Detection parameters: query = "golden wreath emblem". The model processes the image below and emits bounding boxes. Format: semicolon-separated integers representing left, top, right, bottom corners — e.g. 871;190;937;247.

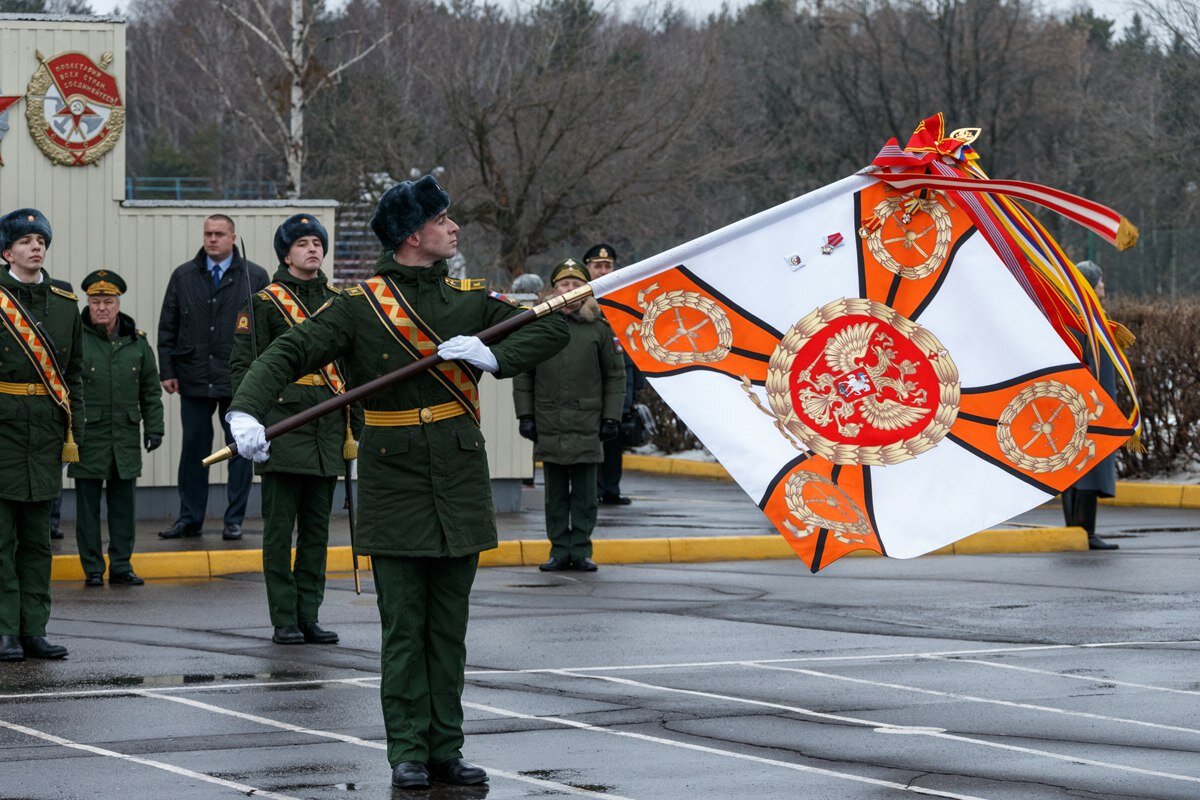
861;191;954;280
995;380;1104;474
25;50;125;167
782;471;873;544
744;297;960;466
624;282;733;365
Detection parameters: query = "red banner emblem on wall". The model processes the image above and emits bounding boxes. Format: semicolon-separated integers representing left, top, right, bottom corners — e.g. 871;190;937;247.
25;50;125;166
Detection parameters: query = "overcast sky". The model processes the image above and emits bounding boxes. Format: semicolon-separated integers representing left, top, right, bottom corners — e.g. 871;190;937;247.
86;0;1142;31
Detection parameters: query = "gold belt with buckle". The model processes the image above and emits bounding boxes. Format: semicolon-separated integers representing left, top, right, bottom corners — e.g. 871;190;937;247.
364;401;466;427
0;380;48;396
293;373;326;386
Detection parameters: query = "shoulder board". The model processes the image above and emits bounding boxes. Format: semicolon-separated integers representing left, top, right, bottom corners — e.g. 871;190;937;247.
313;298;335;316
444;277;487;291
327;284;342;294
343;285;366;297
256;290;272;301
488;290;522;308
50;285;77;300
136;328;147;338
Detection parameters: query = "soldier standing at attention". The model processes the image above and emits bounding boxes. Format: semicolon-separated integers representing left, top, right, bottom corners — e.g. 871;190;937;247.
225;176;568;789
0;209;83;662
71;270;164;588
230;214;353;645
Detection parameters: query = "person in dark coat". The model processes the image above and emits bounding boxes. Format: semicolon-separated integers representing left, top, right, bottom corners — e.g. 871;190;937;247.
515;258;625;571
156;215;268;541
226;176;569;790
1061;260;1119;551
70;270;164;587
0;208;83;662
230;214;352;645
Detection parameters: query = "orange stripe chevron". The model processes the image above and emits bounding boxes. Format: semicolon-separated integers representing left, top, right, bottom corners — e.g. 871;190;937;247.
262;283;346;393
0;288;69;411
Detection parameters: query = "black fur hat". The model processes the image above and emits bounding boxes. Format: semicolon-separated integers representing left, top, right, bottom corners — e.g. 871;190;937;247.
274;213;329;264
0;208;52;256
370;175;451;249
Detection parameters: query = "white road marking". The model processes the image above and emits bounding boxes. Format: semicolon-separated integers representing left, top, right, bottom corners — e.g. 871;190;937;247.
463;699;992;800
136;690;636;800
934;656;1200;696
747;662;1200;736
0;716;301;800
544;670;1200;785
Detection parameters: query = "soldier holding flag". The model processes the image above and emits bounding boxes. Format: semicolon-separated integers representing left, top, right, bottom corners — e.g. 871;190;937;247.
225;176;568;789
230;213;356;645
0;208;83;662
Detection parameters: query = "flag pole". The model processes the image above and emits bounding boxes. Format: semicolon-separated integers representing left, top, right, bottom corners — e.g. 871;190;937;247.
202;284;594;466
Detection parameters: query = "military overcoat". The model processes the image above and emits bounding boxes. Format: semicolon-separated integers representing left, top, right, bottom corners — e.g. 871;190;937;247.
67;311;164;481
230;255;569;558
513;298;625;464
230;267;352;478
0;268;84;502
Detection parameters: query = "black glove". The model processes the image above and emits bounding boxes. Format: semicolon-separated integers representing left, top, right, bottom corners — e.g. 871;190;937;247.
144;434;163;452
518;416;537;442
599;418;620;442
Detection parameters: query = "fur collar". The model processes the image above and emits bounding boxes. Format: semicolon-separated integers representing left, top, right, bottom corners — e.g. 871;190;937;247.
565;296;601;322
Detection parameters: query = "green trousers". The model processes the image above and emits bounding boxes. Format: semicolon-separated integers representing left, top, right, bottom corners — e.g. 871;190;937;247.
543;461;598;560
372;553;478;767
75;463;137;577
261;472;337;628
0;498;53;637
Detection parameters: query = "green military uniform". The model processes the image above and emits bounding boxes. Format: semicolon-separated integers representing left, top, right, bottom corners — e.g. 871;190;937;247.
0;228;84;648
68;270;164;583
230;264;349;632
514;260;625;565
230;250;567;766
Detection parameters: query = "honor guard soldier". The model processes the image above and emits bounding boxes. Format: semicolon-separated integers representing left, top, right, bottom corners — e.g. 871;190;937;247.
71;270;165;587
230;213;356;645
0;209;83;662
226;176;568;789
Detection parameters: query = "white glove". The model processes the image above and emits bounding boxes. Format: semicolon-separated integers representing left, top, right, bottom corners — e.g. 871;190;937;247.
438;335;499;373
226;410;270;463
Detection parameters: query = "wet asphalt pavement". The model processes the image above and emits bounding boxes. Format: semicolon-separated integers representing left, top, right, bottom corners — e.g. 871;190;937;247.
3;514;1200;800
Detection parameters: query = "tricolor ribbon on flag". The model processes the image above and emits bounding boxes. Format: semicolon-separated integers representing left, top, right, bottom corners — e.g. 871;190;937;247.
589;113;1138;572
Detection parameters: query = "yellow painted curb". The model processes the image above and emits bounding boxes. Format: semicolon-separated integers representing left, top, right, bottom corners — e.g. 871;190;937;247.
951;526;1087;554
1103;482;1186;508
209;549;262;576
479;541;523;567
622;453;730;480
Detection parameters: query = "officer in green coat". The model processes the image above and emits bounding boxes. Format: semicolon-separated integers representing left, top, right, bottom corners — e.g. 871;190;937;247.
514;259;625;572
69;270;165;587
0;208;84;662
226;176;568;789
230;213;353;646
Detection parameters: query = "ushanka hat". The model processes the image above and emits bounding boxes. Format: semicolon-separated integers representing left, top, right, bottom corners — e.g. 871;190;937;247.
274;213;329;263
0;208;52;255
370;175;451;249
551;258;589;285
1074;259;1103;289
82;269;126;296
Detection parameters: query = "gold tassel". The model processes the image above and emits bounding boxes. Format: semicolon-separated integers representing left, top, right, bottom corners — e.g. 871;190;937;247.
343;412;358;461
1124;430;1146;454
62;427;79;463
1115;217;1139;251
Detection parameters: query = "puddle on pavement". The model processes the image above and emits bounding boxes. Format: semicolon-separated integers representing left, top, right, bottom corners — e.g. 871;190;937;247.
65;669;317;691
520;768;613;793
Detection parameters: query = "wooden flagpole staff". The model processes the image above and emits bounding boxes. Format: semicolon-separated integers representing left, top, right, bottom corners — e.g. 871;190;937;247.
202;283;594;466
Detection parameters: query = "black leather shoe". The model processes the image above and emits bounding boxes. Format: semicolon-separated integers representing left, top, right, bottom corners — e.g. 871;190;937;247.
84;572;104;587
50;529;64;540
0;635;23;662
571;557;599;572
1088;535;1119;550
391;761;431;789
271;625;305;645
109;571;145;586
298;622;338;644
430;757;487;785
539;556;570;572
158;523;201;539
601;494;632;506
20;636;68;659
222;523;242;541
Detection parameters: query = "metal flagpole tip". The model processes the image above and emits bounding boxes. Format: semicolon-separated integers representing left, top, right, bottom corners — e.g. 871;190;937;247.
202;446;234;467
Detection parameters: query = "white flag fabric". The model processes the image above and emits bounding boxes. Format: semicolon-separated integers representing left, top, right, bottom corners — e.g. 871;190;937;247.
590;173;1132;572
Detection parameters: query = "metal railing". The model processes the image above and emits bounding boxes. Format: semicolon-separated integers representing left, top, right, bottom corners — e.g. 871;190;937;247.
125;176;280;200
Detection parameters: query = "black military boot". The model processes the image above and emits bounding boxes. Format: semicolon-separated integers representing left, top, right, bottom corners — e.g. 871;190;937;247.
20;636;68;659
0;635;23;662
430;757;487;785
271;625;305;644
298;622;338;644
391;761;431;789
539;556;570;572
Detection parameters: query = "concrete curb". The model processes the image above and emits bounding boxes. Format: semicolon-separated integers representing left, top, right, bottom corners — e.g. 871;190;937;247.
50;526;1087;581
623;454;1200;508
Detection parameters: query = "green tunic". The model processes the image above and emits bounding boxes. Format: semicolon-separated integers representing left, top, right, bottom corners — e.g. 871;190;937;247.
229;256;570;557
229;267;348;478
67;311;164;481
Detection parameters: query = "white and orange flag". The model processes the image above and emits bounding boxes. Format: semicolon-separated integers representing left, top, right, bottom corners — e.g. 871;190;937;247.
589;114;1138;572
